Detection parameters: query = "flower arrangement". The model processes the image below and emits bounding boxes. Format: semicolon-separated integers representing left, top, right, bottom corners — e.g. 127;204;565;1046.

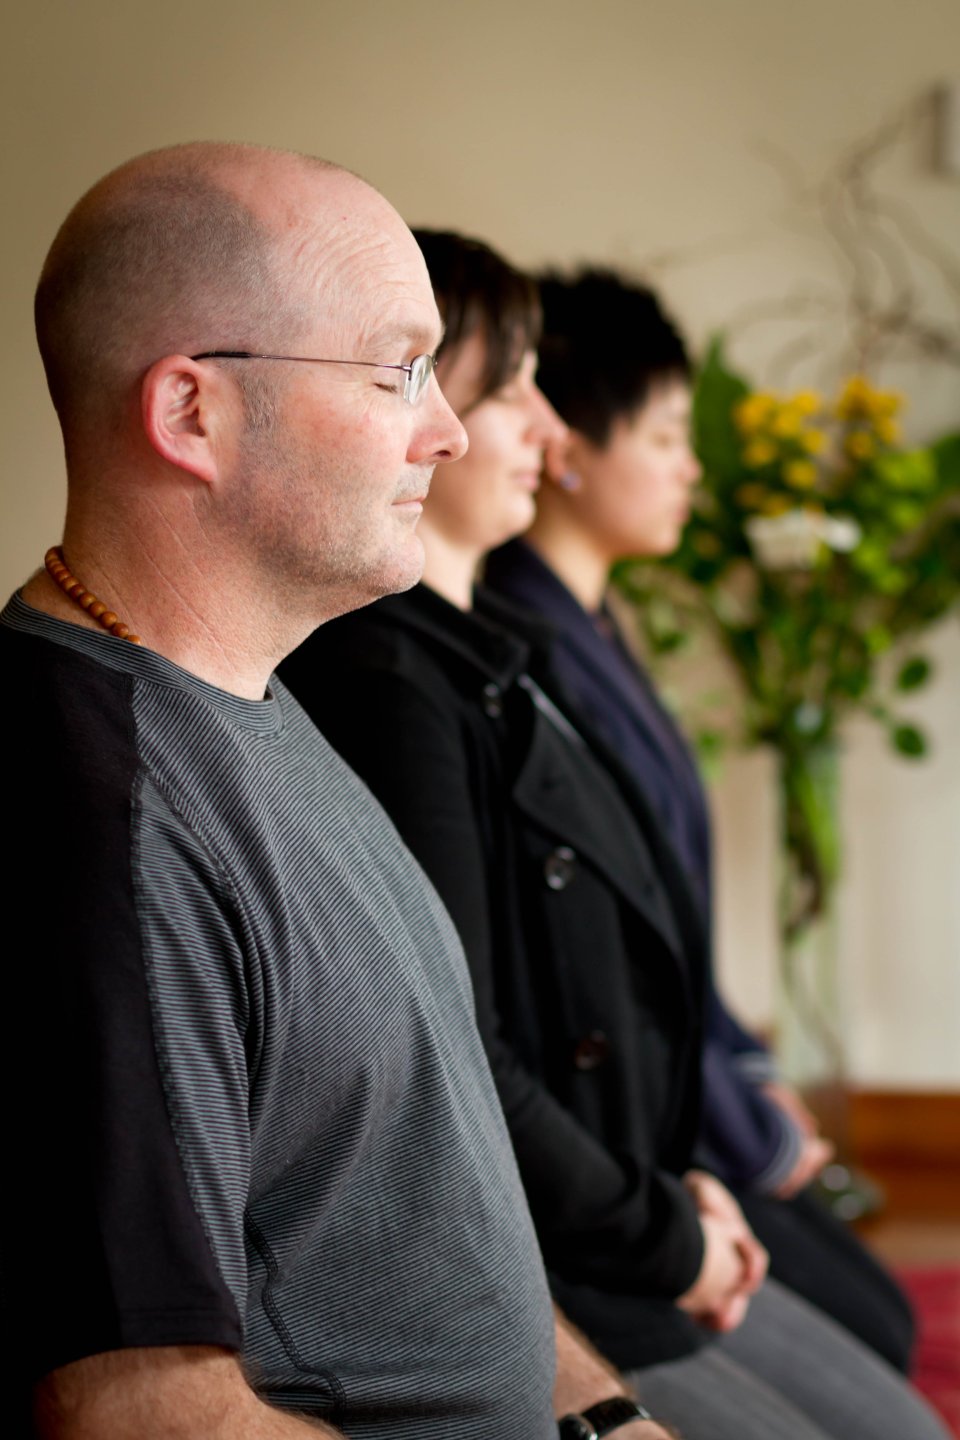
615;102;960;1098
618;340;960;943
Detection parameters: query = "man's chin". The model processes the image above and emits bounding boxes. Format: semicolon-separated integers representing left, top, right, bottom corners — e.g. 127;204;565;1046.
308;537;424;628
383;537;425;596
365;534;425;603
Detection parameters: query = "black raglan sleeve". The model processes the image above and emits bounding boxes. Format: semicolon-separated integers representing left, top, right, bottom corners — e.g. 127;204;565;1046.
5;633;246;1392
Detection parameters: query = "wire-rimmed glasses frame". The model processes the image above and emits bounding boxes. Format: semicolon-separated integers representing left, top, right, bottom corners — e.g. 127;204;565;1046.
190;349;437;406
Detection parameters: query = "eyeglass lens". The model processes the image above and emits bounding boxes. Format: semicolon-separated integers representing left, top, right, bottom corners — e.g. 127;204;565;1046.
406;354;435;405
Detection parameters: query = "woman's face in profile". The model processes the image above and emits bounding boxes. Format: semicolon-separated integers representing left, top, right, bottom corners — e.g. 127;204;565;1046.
569;379;701;560
424;331;566;556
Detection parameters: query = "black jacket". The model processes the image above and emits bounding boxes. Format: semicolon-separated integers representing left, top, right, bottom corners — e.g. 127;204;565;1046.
484;537;803;1193
280;584;712;1365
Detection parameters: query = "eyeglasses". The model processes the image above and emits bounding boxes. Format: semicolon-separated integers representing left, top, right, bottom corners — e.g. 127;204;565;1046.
190;349;437;406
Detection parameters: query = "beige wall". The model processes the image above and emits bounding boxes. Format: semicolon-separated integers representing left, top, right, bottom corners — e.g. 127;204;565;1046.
3;0;958;1084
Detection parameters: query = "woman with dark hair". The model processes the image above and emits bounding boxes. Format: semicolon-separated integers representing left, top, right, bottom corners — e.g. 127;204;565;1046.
483;267;916;1372
279;236;947;1440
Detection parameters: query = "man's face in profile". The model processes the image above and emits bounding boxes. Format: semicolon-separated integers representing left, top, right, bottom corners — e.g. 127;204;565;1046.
223;172;466;622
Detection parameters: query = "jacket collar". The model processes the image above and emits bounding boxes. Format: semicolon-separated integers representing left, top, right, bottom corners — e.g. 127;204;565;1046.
486;538;592;634
486;540;647;711
376;580;702;977
373;582;550;693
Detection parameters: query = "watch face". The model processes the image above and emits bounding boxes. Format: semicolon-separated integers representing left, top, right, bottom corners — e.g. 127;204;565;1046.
583;1396;652;1435
558;1417;598;1440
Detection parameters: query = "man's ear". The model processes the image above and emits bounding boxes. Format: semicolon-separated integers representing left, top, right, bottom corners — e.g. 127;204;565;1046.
141;355;236;484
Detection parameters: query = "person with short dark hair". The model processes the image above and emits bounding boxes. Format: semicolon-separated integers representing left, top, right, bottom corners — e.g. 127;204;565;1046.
486;265;916;1373
530;269;692;446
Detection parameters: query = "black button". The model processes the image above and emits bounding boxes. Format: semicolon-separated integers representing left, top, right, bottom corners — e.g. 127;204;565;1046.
544;845;576;890
481;682;503;718
573;1030;609;1071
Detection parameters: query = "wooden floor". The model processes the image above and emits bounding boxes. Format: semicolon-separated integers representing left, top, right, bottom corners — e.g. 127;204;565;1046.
855;1163;960;1265
843;1121;960;1439
837;1090;960;1267
861;1213;960;1265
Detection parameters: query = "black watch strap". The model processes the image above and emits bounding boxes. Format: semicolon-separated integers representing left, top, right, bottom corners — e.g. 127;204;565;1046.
557;1416;597;1440
558;1394;654;1438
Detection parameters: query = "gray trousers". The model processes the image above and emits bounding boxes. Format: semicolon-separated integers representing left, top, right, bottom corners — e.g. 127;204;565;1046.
628;1278;949;1440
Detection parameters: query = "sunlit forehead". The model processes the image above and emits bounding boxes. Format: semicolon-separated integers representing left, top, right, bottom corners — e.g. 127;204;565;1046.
284;178;438;358
362;314;445;364
327;215;439;346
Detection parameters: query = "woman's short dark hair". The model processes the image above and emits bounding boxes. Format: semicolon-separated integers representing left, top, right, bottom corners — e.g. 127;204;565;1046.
414;230;541;409
535;268;691;446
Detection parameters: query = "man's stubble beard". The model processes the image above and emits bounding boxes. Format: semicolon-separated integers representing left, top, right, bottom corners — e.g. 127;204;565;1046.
230;399;425;618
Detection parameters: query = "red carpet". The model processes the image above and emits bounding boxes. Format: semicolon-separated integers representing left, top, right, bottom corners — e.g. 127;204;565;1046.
898;1266;960;1437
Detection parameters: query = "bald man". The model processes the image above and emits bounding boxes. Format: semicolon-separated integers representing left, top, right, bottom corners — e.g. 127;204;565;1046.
4;144;570;1440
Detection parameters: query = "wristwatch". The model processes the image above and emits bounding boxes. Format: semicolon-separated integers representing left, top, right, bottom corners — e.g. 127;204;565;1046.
558;1395;654;1438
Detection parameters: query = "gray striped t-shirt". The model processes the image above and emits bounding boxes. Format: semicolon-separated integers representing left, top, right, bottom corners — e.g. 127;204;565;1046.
3;595;555;1439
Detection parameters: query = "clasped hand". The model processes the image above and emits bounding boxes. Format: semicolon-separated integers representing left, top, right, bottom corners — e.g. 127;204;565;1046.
676;1170;768;1333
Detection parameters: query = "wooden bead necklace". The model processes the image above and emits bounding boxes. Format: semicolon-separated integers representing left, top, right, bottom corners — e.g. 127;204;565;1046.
44;546;142;645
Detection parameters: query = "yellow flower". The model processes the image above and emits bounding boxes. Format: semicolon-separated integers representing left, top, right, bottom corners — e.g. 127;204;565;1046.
734;392;778;434
871;390;902;419
792;390;822;416
836;375;905;423
759;493;793;516
802;429;826;454
836;374;874;419
743;439;778;468
873;416;901;446
844;430;875;462
784;459;819;490
770;406;803;439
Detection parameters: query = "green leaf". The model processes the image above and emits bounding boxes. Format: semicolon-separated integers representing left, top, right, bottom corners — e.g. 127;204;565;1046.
888;501;925;531
781;746;842;891
654;631;688;655
895;655;932;692
692;336;750;479
865;625;893;655
834;666;869;698
931;432;960;492
851;538;887;575
694;728;727;774
891;723;927;758
873;449;937;494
